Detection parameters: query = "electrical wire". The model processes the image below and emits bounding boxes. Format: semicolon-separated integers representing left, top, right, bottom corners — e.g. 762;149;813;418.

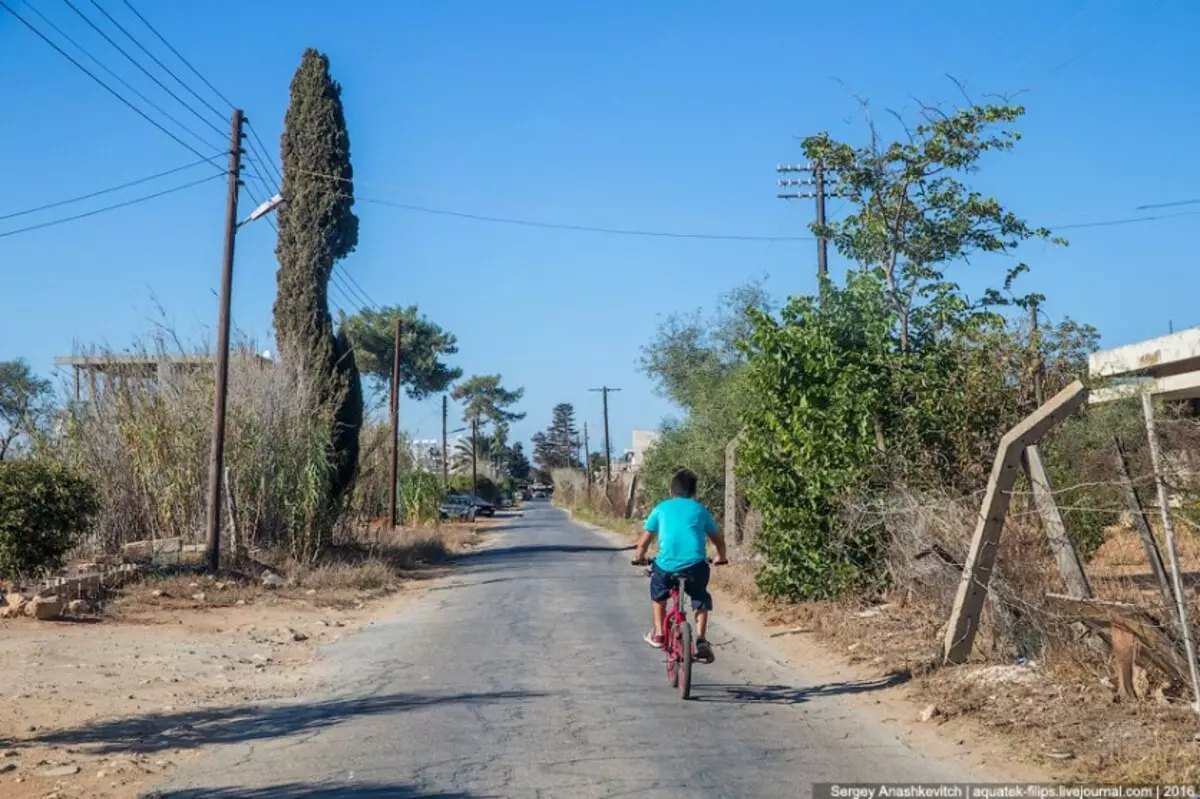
245;121;285;188
118;0;235;109
87;0;227;124
0;173;222;239
22;0;223;157
0;155;221;222
357;196;815;241
1053;209;1200;231
60;0;228;143
0;0;214;160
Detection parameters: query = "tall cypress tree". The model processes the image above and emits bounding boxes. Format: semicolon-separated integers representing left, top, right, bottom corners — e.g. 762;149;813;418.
276;48;363;515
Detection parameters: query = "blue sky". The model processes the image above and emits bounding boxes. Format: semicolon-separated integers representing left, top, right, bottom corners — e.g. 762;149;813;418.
2;0;1198;452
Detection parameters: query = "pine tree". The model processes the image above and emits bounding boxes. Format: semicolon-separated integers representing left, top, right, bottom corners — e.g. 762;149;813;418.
275;48;363;515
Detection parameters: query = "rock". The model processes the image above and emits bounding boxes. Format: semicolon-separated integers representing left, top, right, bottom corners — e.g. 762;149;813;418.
261;572;285;589
67;599;91;615
1044;750;1075;761
919;704;940;723
39;763;81;777
191;593;207;603
0;762;15;773
150;590;168;599
236;599;246;606
291;630;309;642
305;589;317;596
25;595;63;620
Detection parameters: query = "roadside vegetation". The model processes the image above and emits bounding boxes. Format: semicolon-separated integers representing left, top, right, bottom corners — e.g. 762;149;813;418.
558;97;1200;782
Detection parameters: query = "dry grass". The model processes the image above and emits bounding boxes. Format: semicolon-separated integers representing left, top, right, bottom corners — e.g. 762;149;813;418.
109;522;485;617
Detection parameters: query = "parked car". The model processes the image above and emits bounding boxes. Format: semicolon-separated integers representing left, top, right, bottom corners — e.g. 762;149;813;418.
439;496;476;522
446;493;495;518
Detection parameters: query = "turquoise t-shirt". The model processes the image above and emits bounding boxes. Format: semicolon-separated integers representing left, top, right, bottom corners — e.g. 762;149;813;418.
645;497;717;573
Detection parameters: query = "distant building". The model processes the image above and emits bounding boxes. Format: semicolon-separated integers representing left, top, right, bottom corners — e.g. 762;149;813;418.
630;429;660;471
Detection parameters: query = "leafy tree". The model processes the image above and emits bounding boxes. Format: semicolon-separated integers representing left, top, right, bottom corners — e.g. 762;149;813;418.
341;305;462;400
737;101;1090;600
450;375;525;427
638;281;771;519
275;48;363;513
532;403;580;472
804;103;1063;351
0;359;53;461
506;442;532;481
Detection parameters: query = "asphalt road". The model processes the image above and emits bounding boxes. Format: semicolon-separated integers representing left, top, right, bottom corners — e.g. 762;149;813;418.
154;503;978;797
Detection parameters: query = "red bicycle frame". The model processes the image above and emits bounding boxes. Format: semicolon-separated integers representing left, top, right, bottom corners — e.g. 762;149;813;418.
658;573;694;699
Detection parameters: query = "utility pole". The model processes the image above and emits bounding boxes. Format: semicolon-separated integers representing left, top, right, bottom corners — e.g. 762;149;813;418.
471;415;479;496
589;386;620;481
1030;298;1044;406
388;318;402;529
583;422;592;496
441;394;449;488
203;108;244;574
777;159;835;285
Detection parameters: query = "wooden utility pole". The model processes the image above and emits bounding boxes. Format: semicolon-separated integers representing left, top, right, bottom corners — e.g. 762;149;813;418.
1030;298;1044;406
777;159;833;284
589;386;620;481
1140;392;1200;714
388;318;402;529
203;107;244;574
471;415;479;496
441;394;449;488
583;422;591;493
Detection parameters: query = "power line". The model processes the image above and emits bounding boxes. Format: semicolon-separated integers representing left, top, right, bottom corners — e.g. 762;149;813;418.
1053;209;1200;231
0;155;220;222
60;0;228;143
87;0;227;124
357;196;815;242
0;0;214;160
109;0;286;197
1135;198;1200;211
0;174;222;239
245;121;285;188
22;0;223;156
118;0;235;109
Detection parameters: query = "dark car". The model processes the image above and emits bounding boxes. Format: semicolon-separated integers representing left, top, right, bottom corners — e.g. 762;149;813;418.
449;493;495;517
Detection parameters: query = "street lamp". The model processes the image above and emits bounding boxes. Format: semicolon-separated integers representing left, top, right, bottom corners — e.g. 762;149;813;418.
238;193;283;228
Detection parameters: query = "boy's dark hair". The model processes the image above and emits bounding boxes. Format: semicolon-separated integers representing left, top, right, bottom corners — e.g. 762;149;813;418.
669;468;698;498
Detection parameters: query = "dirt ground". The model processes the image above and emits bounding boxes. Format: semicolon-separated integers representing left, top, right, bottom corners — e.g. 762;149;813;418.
0;520;497;799
569;508;1200;784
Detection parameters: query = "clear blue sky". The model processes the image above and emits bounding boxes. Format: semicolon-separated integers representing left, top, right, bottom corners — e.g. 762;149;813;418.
2;0;1197;452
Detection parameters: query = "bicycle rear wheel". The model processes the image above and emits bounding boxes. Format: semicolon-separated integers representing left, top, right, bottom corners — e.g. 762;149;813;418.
663;618;678;686
677;621;693;700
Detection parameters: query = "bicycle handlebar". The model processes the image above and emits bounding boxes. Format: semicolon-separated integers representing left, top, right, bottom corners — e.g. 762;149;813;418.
630;557;728;567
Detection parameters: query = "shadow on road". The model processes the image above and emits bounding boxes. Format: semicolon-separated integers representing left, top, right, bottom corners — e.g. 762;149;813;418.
691;672;910;704
27;691;545;756
149;782;492;798
457;543;634;562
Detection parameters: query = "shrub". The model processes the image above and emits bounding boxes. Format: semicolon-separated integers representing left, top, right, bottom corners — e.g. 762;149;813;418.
0;459;99;578
449;474;499;504
399;471;444;525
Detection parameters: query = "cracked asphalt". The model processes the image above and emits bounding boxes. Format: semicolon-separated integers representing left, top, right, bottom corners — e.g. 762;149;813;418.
153;503;978;797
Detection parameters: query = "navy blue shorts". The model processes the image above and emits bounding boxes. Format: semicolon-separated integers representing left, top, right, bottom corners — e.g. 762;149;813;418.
650;560;713;612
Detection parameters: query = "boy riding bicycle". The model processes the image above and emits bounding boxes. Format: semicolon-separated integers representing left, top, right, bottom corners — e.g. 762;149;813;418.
632;468;728;663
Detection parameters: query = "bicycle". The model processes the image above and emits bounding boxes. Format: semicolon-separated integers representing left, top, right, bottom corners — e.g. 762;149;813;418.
631;556;721;700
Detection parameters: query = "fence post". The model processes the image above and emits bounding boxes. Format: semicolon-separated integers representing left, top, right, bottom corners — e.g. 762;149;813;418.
1112;435;1175;612
1022;444;1090;598
1141;392;1200;715
943;380;1088;664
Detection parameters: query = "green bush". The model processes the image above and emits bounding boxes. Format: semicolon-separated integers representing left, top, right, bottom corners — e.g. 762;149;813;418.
399;471;445;525
449;474;499;504
0;460;99;578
